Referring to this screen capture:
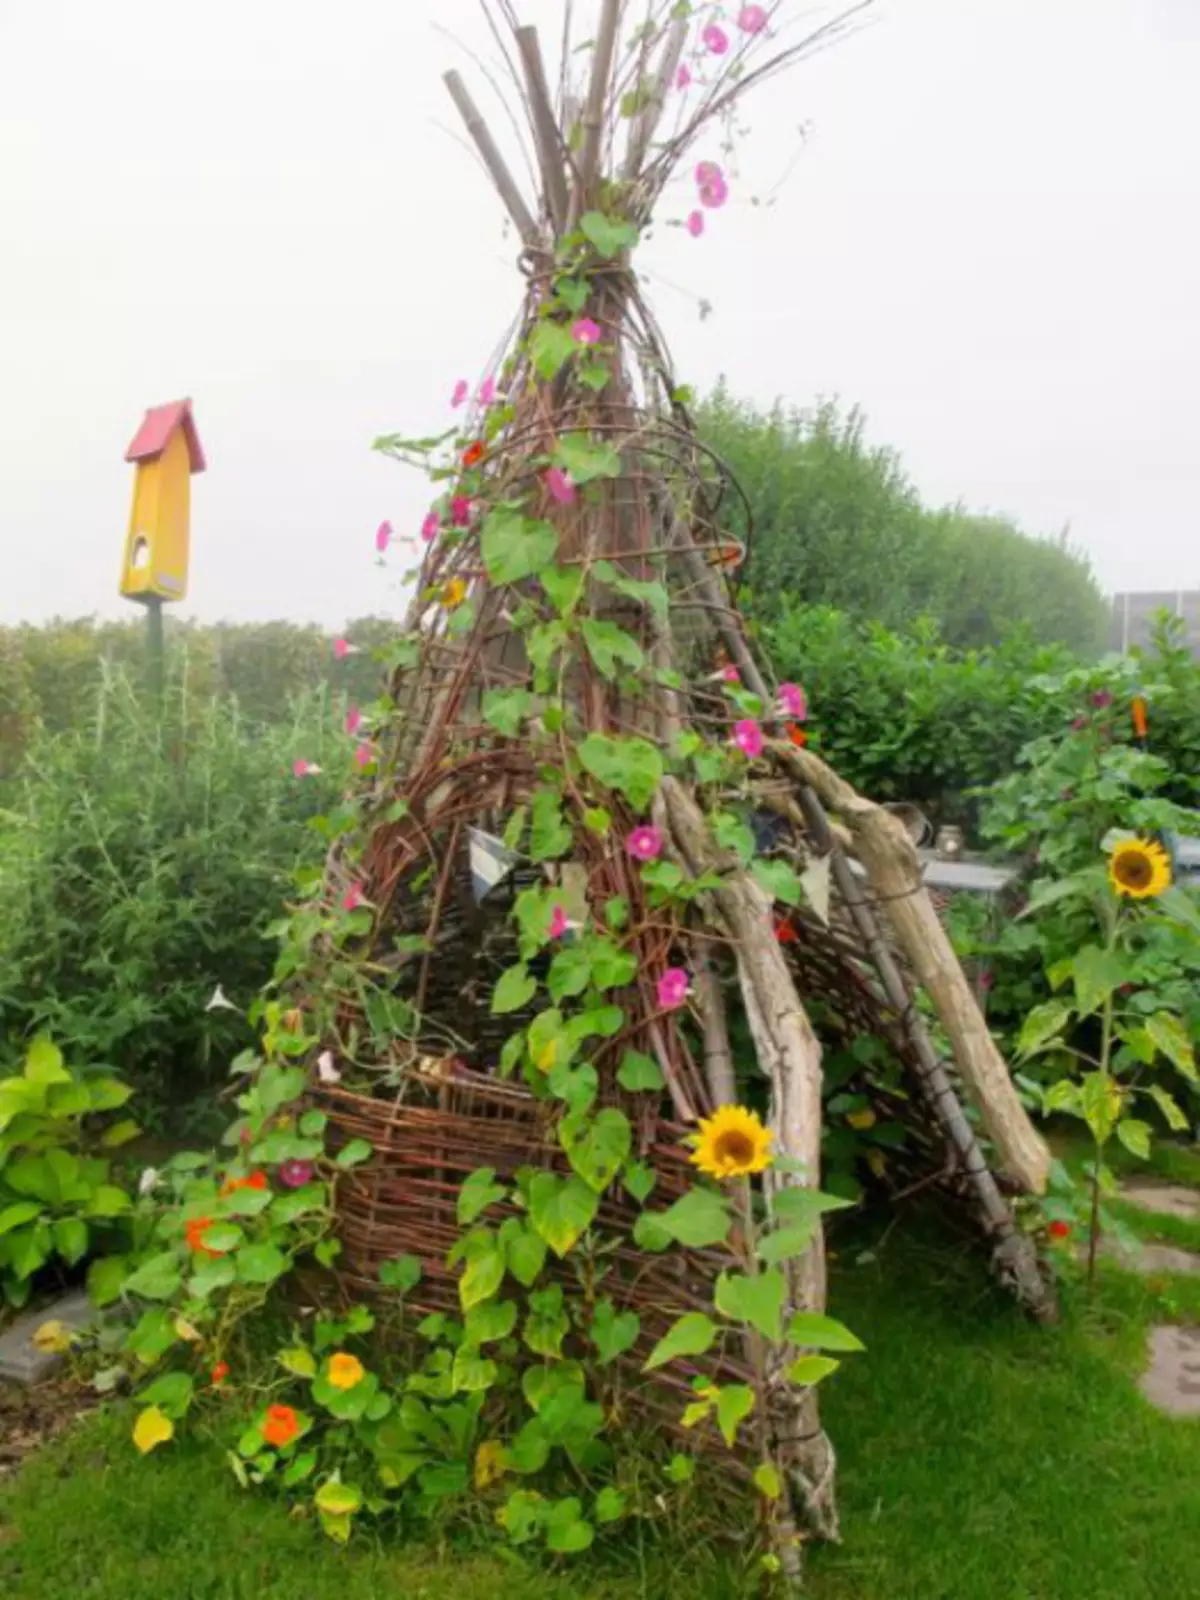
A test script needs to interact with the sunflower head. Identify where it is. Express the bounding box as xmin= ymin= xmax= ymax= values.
xmin=691 ymin=1105 xmax=773 ymax=1181
xmin=1107 ymin=838 xmax=1171 ymax=900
